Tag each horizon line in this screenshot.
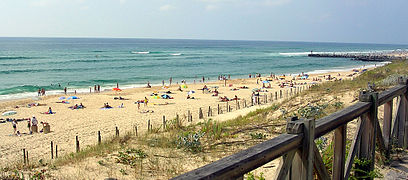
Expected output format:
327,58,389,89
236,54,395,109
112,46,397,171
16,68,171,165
0,36,407,46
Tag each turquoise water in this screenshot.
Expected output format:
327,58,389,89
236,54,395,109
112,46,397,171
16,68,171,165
0,37,407,100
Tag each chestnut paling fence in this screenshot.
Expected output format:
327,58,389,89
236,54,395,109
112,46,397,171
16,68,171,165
172,77,408,180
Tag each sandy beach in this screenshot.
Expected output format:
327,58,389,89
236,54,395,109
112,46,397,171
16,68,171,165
0,69,364,167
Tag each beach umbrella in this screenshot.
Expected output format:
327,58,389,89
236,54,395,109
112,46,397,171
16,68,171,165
59,96,66,100
113,88,122,91
68,96,79,100
2,111,17,116
187,90,195,95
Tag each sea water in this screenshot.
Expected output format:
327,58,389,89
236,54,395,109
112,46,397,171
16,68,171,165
0,37,407,101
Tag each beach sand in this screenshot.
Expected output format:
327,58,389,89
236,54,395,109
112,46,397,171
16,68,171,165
0,69,363,167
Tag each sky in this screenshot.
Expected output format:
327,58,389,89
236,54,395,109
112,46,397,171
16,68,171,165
0,0,407,44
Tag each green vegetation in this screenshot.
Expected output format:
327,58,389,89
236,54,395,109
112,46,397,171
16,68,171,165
2,60,408,179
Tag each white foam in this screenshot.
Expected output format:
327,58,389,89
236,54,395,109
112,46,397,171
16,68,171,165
131,51,150,54
171,53,182,56
305,62,390,75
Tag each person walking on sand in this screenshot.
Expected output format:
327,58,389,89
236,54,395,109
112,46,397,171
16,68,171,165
12,119,17,134
64,87,67,94
38,89,41,96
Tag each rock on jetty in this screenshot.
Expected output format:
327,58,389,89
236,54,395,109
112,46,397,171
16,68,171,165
308,51,408,62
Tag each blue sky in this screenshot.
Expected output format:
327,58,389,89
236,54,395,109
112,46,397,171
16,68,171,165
0,0,407,44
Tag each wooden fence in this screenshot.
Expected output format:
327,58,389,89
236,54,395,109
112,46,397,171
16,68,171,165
172,77,408,180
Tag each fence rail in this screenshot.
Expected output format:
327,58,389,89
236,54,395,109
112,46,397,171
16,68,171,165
172,77,408,180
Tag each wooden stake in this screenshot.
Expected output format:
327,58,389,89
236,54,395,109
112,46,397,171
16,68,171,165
163,115,166,130
217,104,220,114
56,145,58,158
148,120,151,132
115,126,119,137
76,136,80,153
51,141,54,159
23,149,26,164
98,131,101,144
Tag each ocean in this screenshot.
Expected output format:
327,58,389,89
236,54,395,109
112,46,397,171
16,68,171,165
0,37,406,101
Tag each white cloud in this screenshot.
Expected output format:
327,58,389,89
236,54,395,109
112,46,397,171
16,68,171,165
159,4,175,11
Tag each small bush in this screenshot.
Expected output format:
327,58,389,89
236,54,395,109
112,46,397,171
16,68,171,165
176,131,205,153
250,132,266,139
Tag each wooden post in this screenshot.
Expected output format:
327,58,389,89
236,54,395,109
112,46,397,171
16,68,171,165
218,104,220,114
23,149,26,164
115,126,119,137
265,94,268,103
333,125,346,180
26,151,29,165
383,100,393,155
303,119,315,180
286,117,315,180
399,78,408,148
275,91,278,100
229,105,231,112
290,88,293,96
98,131,101,144
208,106,211,117
237,102,240,109
357,90,378,176
56,145,58,158
199,108,203,119
148,120,151,132
270,93,273,102
176,114,180,125
226,102,229,112
135,125,138,136
76,136,80,153
244,99,247,108
51,141,54,159
280,90,282,99
163,115,166,129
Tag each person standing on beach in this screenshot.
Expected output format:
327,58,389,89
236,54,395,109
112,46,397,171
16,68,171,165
64,87,67,94
31,116,38,133
162,80,165,86
27,118,31,134
98,85,101,92
12,119,17,134
144,97,148,107
38,89,41,96
169,77,172,86
202,76,205,83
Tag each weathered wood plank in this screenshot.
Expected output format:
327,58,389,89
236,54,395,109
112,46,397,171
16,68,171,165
315,102,370,139
313,143,331,180
383,100,393,151
344,118,363,179
333,125,346,180
275,150,296,180
378,84,406,105
171,134,303,180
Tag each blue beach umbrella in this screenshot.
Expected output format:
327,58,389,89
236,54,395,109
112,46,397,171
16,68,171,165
59,96,66,100
68,96,79,100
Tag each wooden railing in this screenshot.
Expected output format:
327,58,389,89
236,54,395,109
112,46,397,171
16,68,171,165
172,77,408,180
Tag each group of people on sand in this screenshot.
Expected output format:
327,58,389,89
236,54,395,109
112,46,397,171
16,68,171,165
37,88,46,96
11,115,49,136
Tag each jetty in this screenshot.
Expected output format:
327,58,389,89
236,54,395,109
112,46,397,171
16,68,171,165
308,51,407,61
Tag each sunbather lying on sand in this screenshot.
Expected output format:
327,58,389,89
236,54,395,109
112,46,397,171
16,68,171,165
140,110,154,113
114,96,129,100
